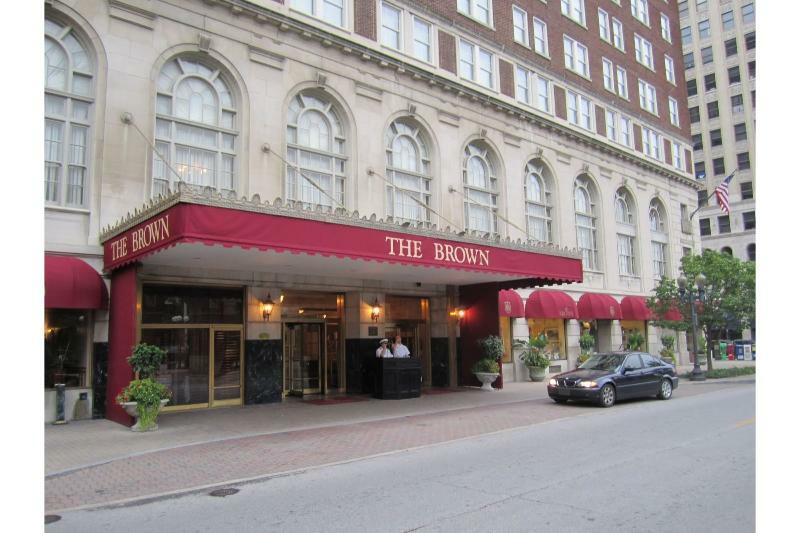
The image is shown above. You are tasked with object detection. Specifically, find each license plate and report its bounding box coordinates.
[557,387,570,397]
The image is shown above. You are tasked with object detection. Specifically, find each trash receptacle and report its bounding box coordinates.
[735,343,745,360]
[727,343,735,361]
[719,341,727,361]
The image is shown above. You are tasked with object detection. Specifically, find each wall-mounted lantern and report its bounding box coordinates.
[371,299,381,322]
[449,307,466,320]
[261,293,275,321]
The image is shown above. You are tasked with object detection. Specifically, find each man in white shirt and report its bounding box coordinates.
[392,335,411,358]
[376,338,392,358]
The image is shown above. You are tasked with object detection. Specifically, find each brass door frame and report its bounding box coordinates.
[283,320,326,396]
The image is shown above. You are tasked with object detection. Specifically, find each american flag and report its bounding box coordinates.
[714,172,736,214]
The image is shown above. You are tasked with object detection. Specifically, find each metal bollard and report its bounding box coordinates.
[53,383,67,425]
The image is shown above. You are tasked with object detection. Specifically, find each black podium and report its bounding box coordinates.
[373,358,422,399]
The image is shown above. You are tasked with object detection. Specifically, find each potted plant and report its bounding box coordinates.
[659,335,676,365]
[515,334,551,382]
[626,330,645,351]
[472,335,504,391]
[578,332,595,366]
[116,343,171,432]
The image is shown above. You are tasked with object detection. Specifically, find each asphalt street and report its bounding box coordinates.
[47,381,755,533]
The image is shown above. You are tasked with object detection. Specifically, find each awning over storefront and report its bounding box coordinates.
[45,254,108,309]
[662,308,683,321]
[498,290,524,317]
[525,290,578,319]
[100,187,584,288]
[620,296,653,320]
[577,293,621,320]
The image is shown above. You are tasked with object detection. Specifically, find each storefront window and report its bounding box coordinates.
[620,320,647,351]
[142,285,243,324]
[499,317,513,363]
[45,309,89,388]
[527,318,566,360]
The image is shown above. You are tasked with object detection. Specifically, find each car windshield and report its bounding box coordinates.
[579,354,626,371]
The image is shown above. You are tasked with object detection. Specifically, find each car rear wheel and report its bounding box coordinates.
[657,379,673,400]
[599,384,616,408]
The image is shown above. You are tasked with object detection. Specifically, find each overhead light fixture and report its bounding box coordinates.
[371,299,381,322]
[261,293,275,321]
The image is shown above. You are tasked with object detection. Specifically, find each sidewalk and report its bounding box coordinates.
[44,379,749,513]
[676,358,756,375]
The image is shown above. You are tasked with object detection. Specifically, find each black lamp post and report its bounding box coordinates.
[678,273,707,381]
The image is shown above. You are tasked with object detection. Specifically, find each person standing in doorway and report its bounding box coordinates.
[376,338,392,358]
[392,335,410,358]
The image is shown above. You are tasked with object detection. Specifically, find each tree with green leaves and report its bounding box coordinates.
[647,250,755,371]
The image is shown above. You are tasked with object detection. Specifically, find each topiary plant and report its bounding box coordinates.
[127,343,167,379]
[660,334,676,364]
[579,332,595,354]
[478,335,505,362]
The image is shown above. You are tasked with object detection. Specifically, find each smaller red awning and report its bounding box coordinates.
[525,290,578,319]
[577,293,621,320]
[45,255,108,309]
[498,290,525,317]
[620,296,653,320]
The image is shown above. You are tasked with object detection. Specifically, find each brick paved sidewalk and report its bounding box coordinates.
[44,381,741,513]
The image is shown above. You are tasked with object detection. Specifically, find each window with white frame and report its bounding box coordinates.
[153,56,238,197]
[290,0,346,28]
[615,188,637,276]
[631,0,650,26]
[412,17,433,63]
[649,198,668,279]
[533,18,549,56]
[524,161,553,243]
[537,76,552,113]
[638,79,658,114]
[459,39,494,89]
[515,66,530,105]
[672,140,684,170]
[602,59,615,92]
[634,34,654,69]
[664,55,676,84]
[612,18,625,51]
[45,19,94,208]
[598,9,611,42]
[563,35,590,78]
[381,3,401,50]
[606,109,618,141]
[379,5,435,64]
[458,0,492,27]
[463,141,499,235]
[515,66,552,113]
[575,177,599,270]
[385,118,432,223]
[616,66,629,99]
[661,13,671,42]
[285,91,347,208]
[513,6,529,46]
[567,90,593,131]
[620,116,633,147]
[668,97,679,126]
[642,126,661,159]
[561,0,586,26]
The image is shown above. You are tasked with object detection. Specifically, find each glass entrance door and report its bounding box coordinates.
[211,327,242,406]
[284,322,323,396]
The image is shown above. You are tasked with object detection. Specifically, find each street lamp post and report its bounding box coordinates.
[678,273,707,382]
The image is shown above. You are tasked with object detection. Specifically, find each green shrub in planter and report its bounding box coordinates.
[660,335,676,365]
[579,332,595,353]
[116,378,171,431]
[472,357,500,374]
[516,335,550,368]
[626,330,645,351]
[127,343,167,379]
[478,335,505,362]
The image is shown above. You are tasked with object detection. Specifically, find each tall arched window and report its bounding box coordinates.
[385,119,432,223]
[45,18,94,207]
[286,91,347,208]
[463,141,499,235]
[615,187,638,276]
[649,198,669,279]
[574,177,599,271]
[524,161,553,243]
[153,56,238,196]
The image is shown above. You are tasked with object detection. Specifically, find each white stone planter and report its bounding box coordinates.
[527,366,547,382]
[474,372,499,391]
[121,399,170,432]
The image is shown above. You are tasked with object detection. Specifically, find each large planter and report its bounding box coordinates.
[474,372,499,391]
[121,399,170,432]
[527,366,547,382]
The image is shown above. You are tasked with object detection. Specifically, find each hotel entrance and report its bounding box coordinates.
[283,322,323,396]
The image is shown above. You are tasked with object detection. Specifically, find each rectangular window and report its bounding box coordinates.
[638,79,658,115]
[725,38,738,57]
[729,66,741,84]
[748,60,755,79]
[734,122,747,142]
[718,215,731,234]
[740,181,753,200]
[322,0,344,27]
[698,19,710,39]
[566,90,593,131]
[620,116,633,147]
[672,141,684,169]
[599,8,611,42]
[458,0,492,26]
[695,161,706,179]
[478,48,494,88]
[701,46,713,64]
[705,73,716,91]
[537,77,551,113]
[713,157,725,176]
[631,0,650,26]
[722,10,735,31]
[617,234,636,276]
[459,40,475,80]
[563,35,590,78]
[634,34,654,69]
[515,65,530,105]
[669,97,680,126]
[606,109,617,141]
[459,40,495,89]
[533,18,549,56]
[44,309,90,389]
[684,52,694,69]
[513,6,529,46]
[742,3,755,24]
[661,13,671,42]
[699,218,711,236]
[707,100,719,119]
[751,90,756,107]
[665,55,676,84]
[602,58,615,92]
[679,1,689,18]
[616,66,629,99]
[745,31,755,50]
[731,94,744,113]
[612,18,625,50]
[412,17,433,63]
[698,189,708,206]
[642,126,661,160]
[687,78,697,96]
[381,3,401,50]
[697,0,708,11]
[681,26,692,45]
[561,0,586,26]
[652,241,667,279]
[710,129,722,146]
[689,106,700,123]
[743,211,755,230]
[692,133,703,151]
[737,152,751,170]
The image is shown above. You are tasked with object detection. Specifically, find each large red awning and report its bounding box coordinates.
[577,293,621,320]
[498,290,524,317]
[45,254,108,309]
[525,290,578,319]
[100,196,583,287]
[620,296,653,320]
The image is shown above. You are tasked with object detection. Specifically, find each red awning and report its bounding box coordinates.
[498,290,524,317]
[577,293,621,320]
[620,296,653,320]
[525,290,578,319]
[663,308,683,321]
[45,255,108,309]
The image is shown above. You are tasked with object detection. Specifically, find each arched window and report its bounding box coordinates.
[385,119,432,223]
[747,243,755,261]
[463,141,499,235]
[615,188,637,276]
[286,91,347,208]
[649,198,669,279]
[574,177,599,270]
[721,246,733,255]
[153,56,238,196]
[524,161,553,243]
[45,18,94,207]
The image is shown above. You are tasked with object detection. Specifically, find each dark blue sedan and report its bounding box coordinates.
[547,352,679,408]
